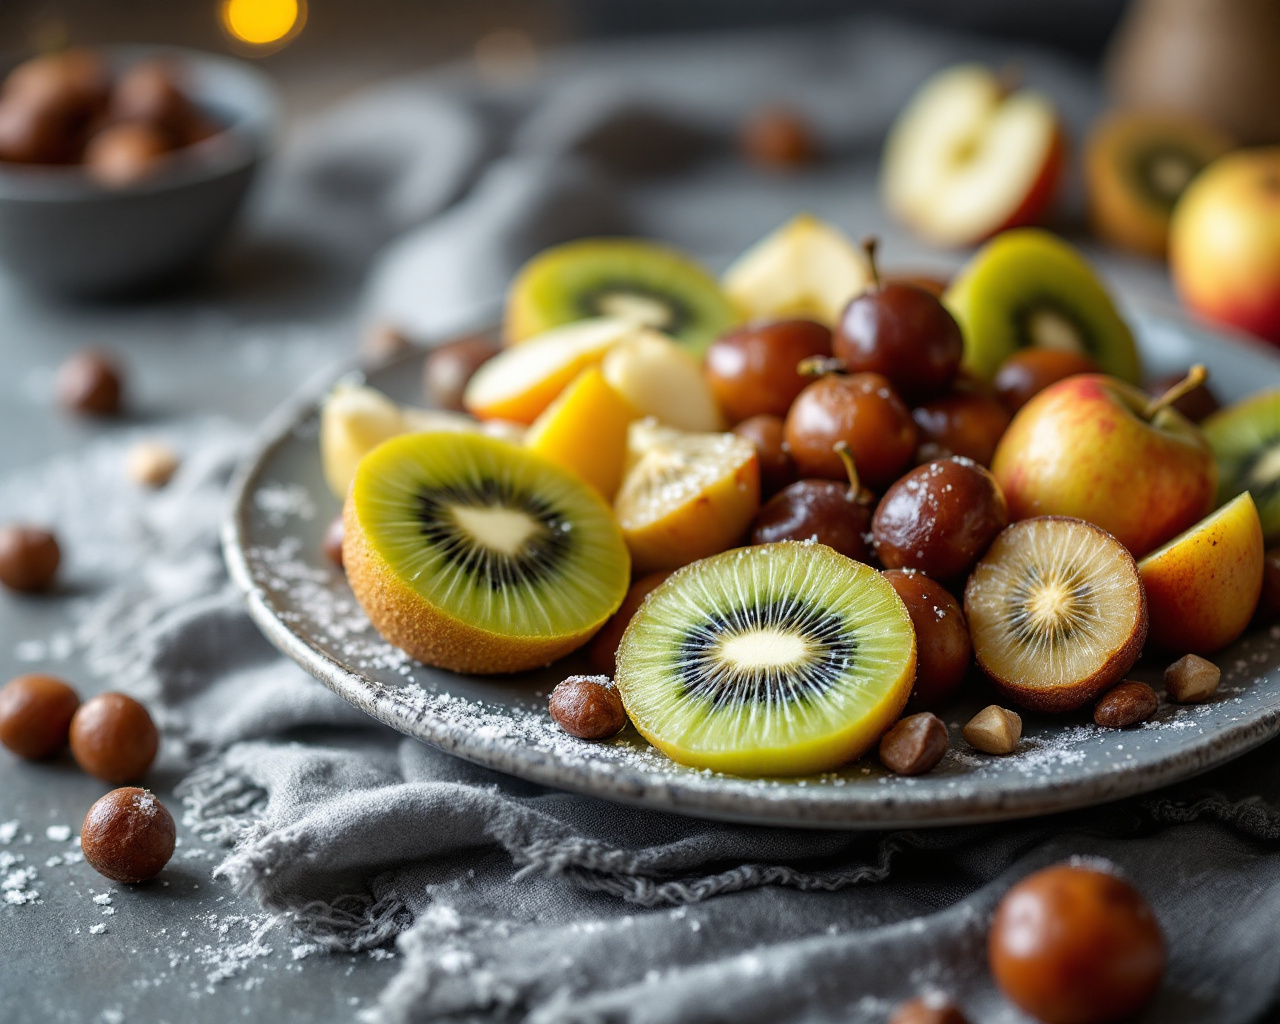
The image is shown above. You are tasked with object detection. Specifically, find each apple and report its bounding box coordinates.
[990,371,1217,558]
[1170,148,1280,346]
[1138,492,1264,654]
[882,64,1065,247]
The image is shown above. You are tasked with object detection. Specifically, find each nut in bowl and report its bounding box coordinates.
[0,46,276,296]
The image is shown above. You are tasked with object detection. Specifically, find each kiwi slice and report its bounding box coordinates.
[1202,389,1280,542]
[964,517,1147,713]
[615,542,916,776]
[505,238,738,356]
[944,229,1142,383]
[343,431,630,674]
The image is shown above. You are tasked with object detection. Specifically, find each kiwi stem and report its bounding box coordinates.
[798,355,847,378]
[833,441,861,499]
[1143,364,1208,419]
[861,236,881,289]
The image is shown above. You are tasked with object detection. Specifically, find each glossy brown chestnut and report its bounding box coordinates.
[739,105,818,169]
[705,319,832,423]
[84,122,171,187]
[424,335,502,412]
[548,676,627,740]
[993,349,1098,413]
[912,390,1011,467]
[0,525,60,592]
[784,372,916,490]
[732,414,796,498]
[322,515,345,569]
[108,61,195,138]
[873,458,1008,581]
[989,864,1165,1024]
[56,349,124,416]
[0,674,80,760]
[883,570,971,710]
[81,787,176,884]
[69,692,159,784]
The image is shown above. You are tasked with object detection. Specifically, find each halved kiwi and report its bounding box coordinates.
[944,229,1142,383]
[964,517,1147,713]
[615,542,916,775]
[504,238,738,356]
[1202,389,1280,542]
[343,432,630,674]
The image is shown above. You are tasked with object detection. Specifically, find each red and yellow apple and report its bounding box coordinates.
[990,374,1217,558]
[1138,493,1264,654]
[1170,148,1280,346]
[882,64,1065,247]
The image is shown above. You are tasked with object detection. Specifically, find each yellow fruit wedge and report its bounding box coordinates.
[601,329,725,433]
[722,214,870,326]
[614,420,760,573]
[525,367,639,500]
[463,317,638,425]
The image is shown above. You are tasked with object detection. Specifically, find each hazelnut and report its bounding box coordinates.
[69,692,159,784]
[1094,680,1158,729]
[878,712,948,776]
[126,441,179,488]
[739,105,818,169]
[0,674,80,760]
[548,675,626,740]
[56,349,124,416]
[0,525,60,592]
[360,322,414,363]
[322,514,345,569]
[1164,654,1220,704]
[84,122,172,188]
[81,787,175,884]
[962,705,1021,755]
[889,994,971,1024]
[423,335,502,412]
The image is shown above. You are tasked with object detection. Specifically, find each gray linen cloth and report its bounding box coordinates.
[11,18,1280,1024]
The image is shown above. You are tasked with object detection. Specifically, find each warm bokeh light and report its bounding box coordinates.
[220,0,305,50]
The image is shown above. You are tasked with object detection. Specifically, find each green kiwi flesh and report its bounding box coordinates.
[1203,389,1280,542]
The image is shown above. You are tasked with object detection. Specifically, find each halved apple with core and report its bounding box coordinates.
[1138,492,1264,654]
[882,64,1065,247]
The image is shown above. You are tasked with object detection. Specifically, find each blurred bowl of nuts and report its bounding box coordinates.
[0,45,277,296]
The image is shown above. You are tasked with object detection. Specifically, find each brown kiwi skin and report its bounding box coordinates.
[963,516,1149,713]
[342,494,618,675]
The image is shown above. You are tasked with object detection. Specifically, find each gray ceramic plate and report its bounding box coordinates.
[223,310,1280,828]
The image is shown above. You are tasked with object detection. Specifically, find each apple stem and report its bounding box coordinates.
[797,355,847,378]
[833,441,861,499]
[861,236,881,289]
[1143,364,1208,419]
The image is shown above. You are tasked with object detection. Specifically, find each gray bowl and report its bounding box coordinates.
[0,46,277,296]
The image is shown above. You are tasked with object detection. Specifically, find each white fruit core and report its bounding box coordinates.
[596,292,673,330]
[1025,579,1075,631]
[450,505,540,554]
[1027,309,1084,352]
[717,628,808,671]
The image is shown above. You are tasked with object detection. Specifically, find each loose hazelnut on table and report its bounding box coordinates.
[888,993,971,1024]
[126,441,180,488]
[322,514,345,569]
[81,787,176,884]
[0,674,80,760]
[1164,654,1220,704]
[56,349,124,417]
[69,692,159,784]
[423,335,502,412]
[879,712,948,776]
[739,105,818,169]
[548,675,626,740]
[1093,680,1159,729]
[360,321,414,364]
[0,525,61,592]
[962,705,1021,755]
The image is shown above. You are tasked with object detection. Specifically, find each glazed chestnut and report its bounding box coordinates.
[0,674,80,760]
[889,995,970,1024]
[548,676,627,740]
[993,349,1098,413]
[990,864,1165,1024]
[0,97,79,164]
[69,692,159,784]
[423,335,501,412]
[732,414,797,497]
[81,787,176,884]
[108,61,195,138]
[84,122,171,187]
[4,49,110,121]
[739,105,818,169]
[56,349,124,416]
[784,371,916,490]
[752,481,873,562]
[1146,369,1221,424]
[322,514,345,569]
[873,458,1008,581]
[0,525,60,592]
[912,389,1011,467]
[883,570,971,710]
[705,319,832,423]
[833,240,963,402]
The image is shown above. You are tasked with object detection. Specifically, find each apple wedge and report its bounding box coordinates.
[601,329,724,433]
[1138,492,1265,654]
[882,64,1065,247]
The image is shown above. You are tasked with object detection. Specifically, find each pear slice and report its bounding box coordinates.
[601,329,725,433]
[722,214,870,326]
[614,420,760,573]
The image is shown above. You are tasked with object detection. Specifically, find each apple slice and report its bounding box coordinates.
[721,214,870,326]
[1138,492,1264,654]
[614,420,760,573]
[882,64,1064,247]
[462,317,638,424]
[601,329,725,433]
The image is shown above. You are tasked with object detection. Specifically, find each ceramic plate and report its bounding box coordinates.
[223,310,1280,828]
